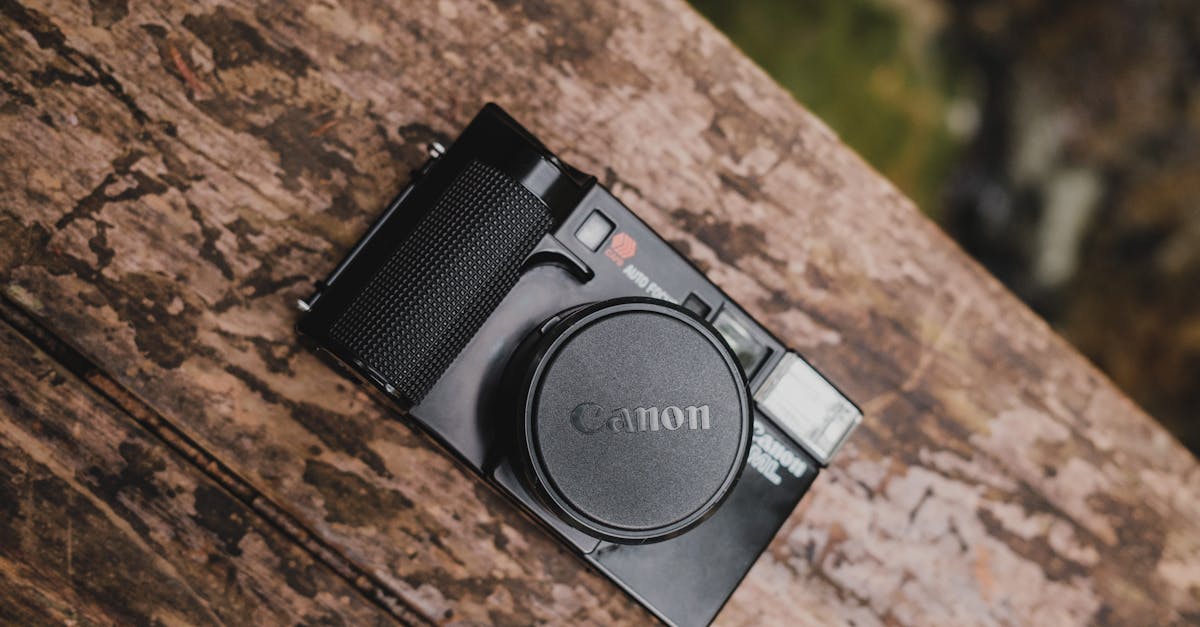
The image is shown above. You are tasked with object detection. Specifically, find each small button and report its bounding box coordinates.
[574,210,614,251]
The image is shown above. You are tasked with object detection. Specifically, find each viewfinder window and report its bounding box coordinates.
[575,210,614,251]
[713,308,768,376]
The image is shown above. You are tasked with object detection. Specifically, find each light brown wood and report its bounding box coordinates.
[0,319,395,626]
[1,0,1198,624]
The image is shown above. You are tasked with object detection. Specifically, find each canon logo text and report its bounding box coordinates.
[570,402,712,434]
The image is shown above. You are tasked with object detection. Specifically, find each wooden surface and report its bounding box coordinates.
[0,316,396,626]
[1,0,1198,625]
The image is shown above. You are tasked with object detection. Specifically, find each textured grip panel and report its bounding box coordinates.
[329,160,552,403]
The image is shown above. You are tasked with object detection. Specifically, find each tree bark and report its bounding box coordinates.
[1,0,1197,624]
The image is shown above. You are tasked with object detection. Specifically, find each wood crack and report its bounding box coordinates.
[1,0,151,124]
[0,293,434,627]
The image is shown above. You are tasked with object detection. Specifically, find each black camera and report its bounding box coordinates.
[297,104,861,626]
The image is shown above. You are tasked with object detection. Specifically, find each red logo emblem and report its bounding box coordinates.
[605,232,637,266]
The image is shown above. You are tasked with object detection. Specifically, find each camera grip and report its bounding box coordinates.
[328,160,552,404]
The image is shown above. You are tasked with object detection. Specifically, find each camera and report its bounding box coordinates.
[297,104,861,626]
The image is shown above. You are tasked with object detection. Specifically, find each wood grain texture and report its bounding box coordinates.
[0,319,394,626]
[1,0,1197,625]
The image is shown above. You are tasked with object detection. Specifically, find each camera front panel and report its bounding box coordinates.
[297,104,859,626]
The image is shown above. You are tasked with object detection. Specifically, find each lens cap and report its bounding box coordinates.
[515,298,751,543]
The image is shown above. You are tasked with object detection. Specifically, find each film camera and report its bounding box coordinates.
[297,104,861,626]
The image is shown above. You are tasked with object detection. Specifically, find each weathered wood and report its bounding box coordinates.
[0,319,395,626]
[1,0,1198,625]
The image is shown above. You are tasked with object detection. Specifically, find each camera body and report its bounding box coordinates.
[297,104,860,626]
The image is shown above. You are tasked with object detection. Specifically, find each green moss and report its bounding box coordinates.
[690,0,966,216]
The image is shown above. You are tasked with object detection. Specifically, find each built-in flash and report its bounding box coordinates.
[754,352,861,465]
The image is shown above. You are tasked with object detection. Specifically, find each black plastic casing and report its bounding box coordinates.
[297,104,821,627]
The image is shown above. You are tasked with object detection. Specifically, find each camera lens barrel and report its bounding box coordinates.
[513,298,752,543]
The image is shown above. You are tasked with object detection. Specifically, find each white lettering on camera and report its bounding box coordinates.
[622,263,678,303]
[747,422,808,486]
